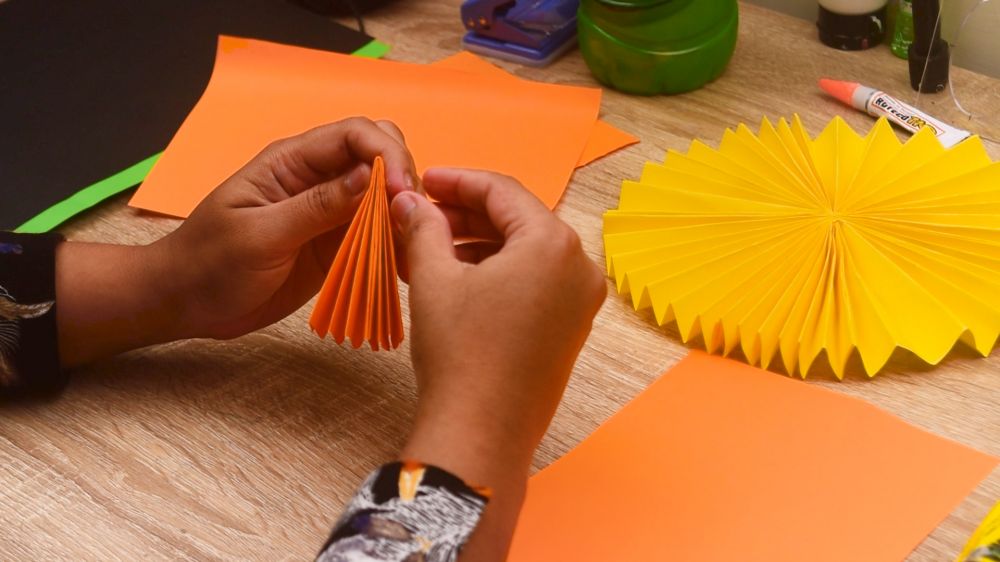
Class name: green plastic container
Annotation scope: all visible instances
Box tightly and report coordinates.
[578,0,739,95]
[890,0,914,59]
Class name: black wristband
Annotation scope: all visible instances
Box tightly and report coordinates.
[0,231,66,399]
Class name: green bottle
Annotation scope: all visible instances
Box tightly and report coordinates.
[577,0,739,95]
[891,0,914,59]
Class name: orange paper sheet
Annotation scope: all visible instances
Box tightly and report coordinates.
[130,37,604,218]
[576,119,638,168]
[429,52,638,167]
[309,156,402,350]
[508,352,998,562]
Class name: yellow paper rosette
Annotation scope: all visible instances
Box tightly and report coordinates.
[604,116,1000,378]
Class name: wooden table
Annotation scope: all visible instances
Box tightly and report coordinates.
[2,2,997,560]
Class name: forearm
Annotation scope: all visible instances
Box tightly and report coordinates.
[55,241,183,367]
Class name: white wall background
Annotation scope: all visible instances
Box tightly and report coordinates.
[745,0,1000,78]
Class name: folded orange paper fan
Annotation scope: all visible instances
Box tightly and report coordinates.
[604,115,1000,378]
[310,156,403,350]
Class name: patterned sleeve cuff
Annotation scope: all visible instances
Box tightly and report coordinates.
[317,461,491,562]
[0,231,66,398]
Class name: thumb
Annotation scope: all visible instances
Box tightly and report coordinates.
[391,191,456,279]
[265,165,370,248]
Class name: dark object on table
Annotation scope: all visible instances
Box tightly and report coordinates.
[295,0,398,15]
[816,3,887,50]
[295,0,399,34]
[460,0,579,67]
[908,0,949,93]
[0,0,373,231]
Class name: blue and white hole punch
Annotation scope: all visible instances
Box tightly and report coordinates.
[460,0,579,67]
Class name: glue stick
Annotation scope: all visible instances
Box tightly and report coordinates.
[819,78,972,147]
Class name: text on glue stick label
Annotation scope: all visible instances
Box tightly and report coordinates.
[871,94,943,135]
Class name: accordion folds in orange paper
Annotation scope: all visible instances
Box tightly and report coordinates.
[309,156,403,350]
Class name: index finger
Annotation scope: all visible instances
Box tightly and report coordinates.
[261,117,416,197]
[421,168,554,241]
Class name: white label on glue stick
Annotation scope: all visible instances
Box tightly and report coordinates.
[864,91,971,148]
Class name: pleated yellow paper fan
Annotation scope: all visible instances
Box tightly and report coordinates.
[604,115,1000,378]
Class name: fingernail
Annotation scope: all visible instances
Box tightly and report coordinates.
[411,173,426,195]
[404,173,415,192]
[345,172,366,195]
[391,192,417,225]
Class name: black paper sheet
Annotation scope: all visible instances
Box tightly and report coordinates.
[0,0,374,230]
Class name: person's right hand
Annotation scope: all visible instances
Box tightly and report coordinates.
[390,169,606,560]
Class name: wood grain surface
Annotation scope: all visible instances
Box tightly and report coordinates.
[2,2,997,560]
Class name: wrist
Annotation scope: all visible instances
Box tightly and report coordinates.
[142,237,201,341]
[401,400,534,562]
[401,398,536,493]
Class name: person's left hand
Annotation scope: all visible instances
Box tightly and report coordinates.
[158,117,418,340]
[56,117,417,367]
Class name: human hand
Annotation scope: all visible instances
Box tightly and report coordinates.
[390,169,606,558]
[56,118,416,366]
[155,117,417,340]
